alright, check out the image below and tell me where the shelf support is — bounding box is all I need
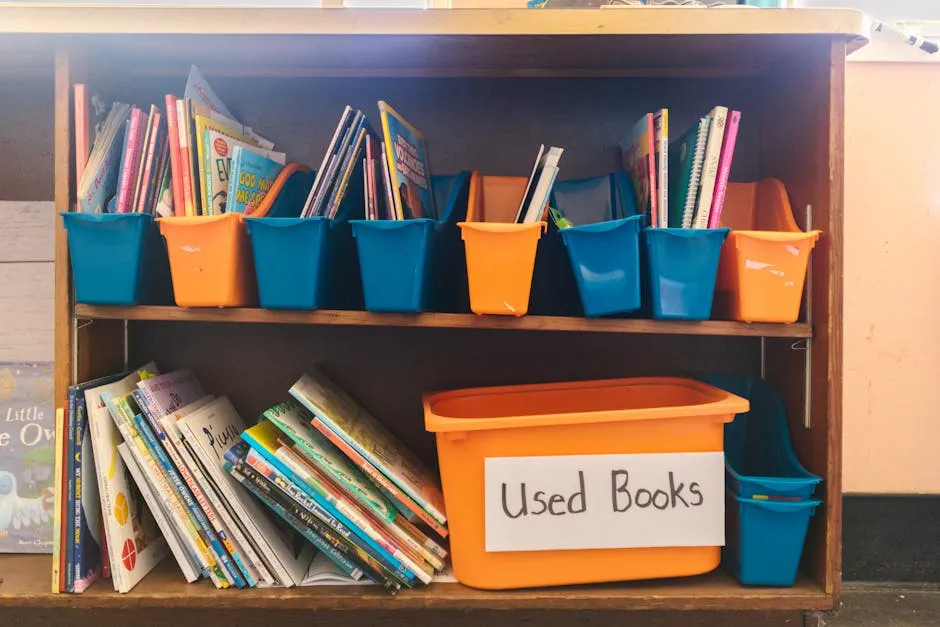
[802,204,814,430]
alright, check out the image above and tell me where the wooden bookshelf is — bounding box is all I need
[0,4,858,623]
[74,305,814,338]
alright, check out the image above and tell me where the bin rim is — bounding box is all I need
[61,211,154,223]
[728,229,821,244]
[730,491,822,513]
[559,213,644,237]
[157,213,245,225]
[457,221,547,234]
[423,376,748,433]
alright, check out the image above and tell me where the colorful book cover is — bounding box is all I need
[164,94,185,216]
[653,108,669,228]
[620,113,657,227]
[176,396,314,587]
[176,99,196,216]
[193,110,257,215]
[289,370,446,528]
[83,366,168,593]
[203,130,285,215]
[0,363,54,554]
[708,109,741,229]
[115,107,146,214]
[226,146,285,215]
[378,101,435,220]
[136,368,206,428]
[668,116,711,229]
[78,103,131,214]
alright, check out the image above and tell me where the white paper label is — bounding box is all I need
[484,452,725,553]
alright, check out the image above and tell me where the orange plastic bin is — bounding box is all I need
[158,213,257,307]
[715,179,820,323]
[458,172,545,316]
[424,377,749,590]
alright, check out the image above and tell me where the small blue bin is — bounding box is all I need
[700,374,822,500]
[245,217,361,310]
[644,227,729,320]
[351,219,435,313]
[61,212,173,305]
[560,214,644,317]
[725,490,821,586]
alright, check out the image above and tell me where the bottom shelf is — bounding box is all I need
[0,555,832,611]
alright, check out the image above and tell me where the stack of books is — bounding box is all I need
[52,364,449,594]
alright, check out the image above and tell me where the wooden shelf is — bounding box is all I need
[73,305,813,338]
[0,555,832,612]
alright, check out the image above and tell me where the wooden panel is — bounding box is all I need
[0,555,830,612]
[74,305,813,338]
[0,262,53,362]
[53,48,72,401]
[0,201,54,262]
[759,41,845,596]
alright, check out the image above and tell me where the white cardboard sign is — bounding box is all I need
[484,452,725,553]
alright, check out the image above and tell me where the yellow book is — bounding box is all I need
[51,407,64,593]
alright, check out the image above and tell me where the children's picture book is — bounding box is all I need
[0,363,55,554]
[84,365,168,593]
[621,113,657,227]
[226,146,286,215]
[203,129,285,215]
[77,102,131,214]
[668,116,711,229]
[378,101,435,220]
[184,64,236,122]
[708,109,741,229]
[289,370,447,533]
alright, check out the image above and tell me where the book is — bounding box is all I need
[308,110,364,218]
[226,146,285,215]
[203,129,286,215]
[52,407,64,591]
[516,145,564,225]
[84,366,168,593]
[74,84,89,191]
[175,396,315,587]
[134,106,164,215]
[288,370,447,533]
[77,102,131,214]
[176,99,196,216]
[693,105,729,229]
[153,155,175,218]
[73,390,106,593]
[621,113,657,227]
[164,94,185,216]
[653,108,669,228]
[117,442,200,584]
[115,107,146,214]
[708,109,741,229]
[378,101,435,220]
[184,64,236,122]
[326,124,368,219]
[668,116,711,229]
[303,105,355,218]
[192,108,262,215]
[0,363,55,555]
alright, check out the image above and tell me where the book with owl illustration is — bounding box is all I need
[84,364,168,593]
[0,362,55,554]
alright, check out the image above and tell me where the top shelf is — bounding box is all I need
[0,5,869,77]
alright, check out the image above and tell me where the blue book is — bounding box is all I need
[133,413,248,588]
[239,429,417,586]
[65,387,77,591]
[225,146,284,214]
[79,104,131,214]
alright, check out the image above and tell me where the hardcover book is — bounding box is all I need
[378,101,435,220]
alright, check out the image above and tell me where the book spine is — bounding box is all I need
[104,395,223,587]
[51,407,64,593]
[74,84,89,196]
[277,448,433,583]
[202,129,214,215]
[309,416,448,538]
[244,449,416,587]
[395,512,448,561]
[177,100,195,216]
[156,421,259,586]
[134,111,160,214]
[646,115,657,230]
[231,457,402,591]
[72,396,85,588]
[115,109,144,213]
[657,110,669,228]
[708,110,741,229]
[228,461,367,583]
[135,415,245,588]
[165,95,185,216]
[84,403,121,591]
[65,388,77,592]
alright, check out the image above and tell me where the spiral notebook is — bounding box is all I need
[668,115,711,229]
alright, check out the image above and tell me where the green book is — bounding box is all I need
[668,115,711,229]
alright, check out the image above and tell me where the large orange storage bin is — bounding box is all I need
[458,172,545,316]
[715,179,820,323]
[158,213,257,307]
[424,377,748,590]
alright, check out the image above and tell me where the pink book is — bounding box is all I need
[136,368,206,423]
[135,110,163,214]
[707,110,741,229]
[115,107,145,213]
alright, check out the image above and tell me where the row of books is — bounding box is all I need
[618,106,740,230]
[52,366,449,594]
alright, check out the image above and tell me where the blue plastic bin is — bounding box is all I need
[61,212,173,305]
[699,374,822,500]
[351,218,435,313]
[725,490,821,586]
[560,215,644,317]
[644,227,729,320]
[245,217,362,310]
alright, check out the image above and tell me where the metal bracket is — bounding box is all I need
[802,204,814,430]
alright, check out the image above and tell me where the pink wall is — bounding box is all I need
[843,61,940,493]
